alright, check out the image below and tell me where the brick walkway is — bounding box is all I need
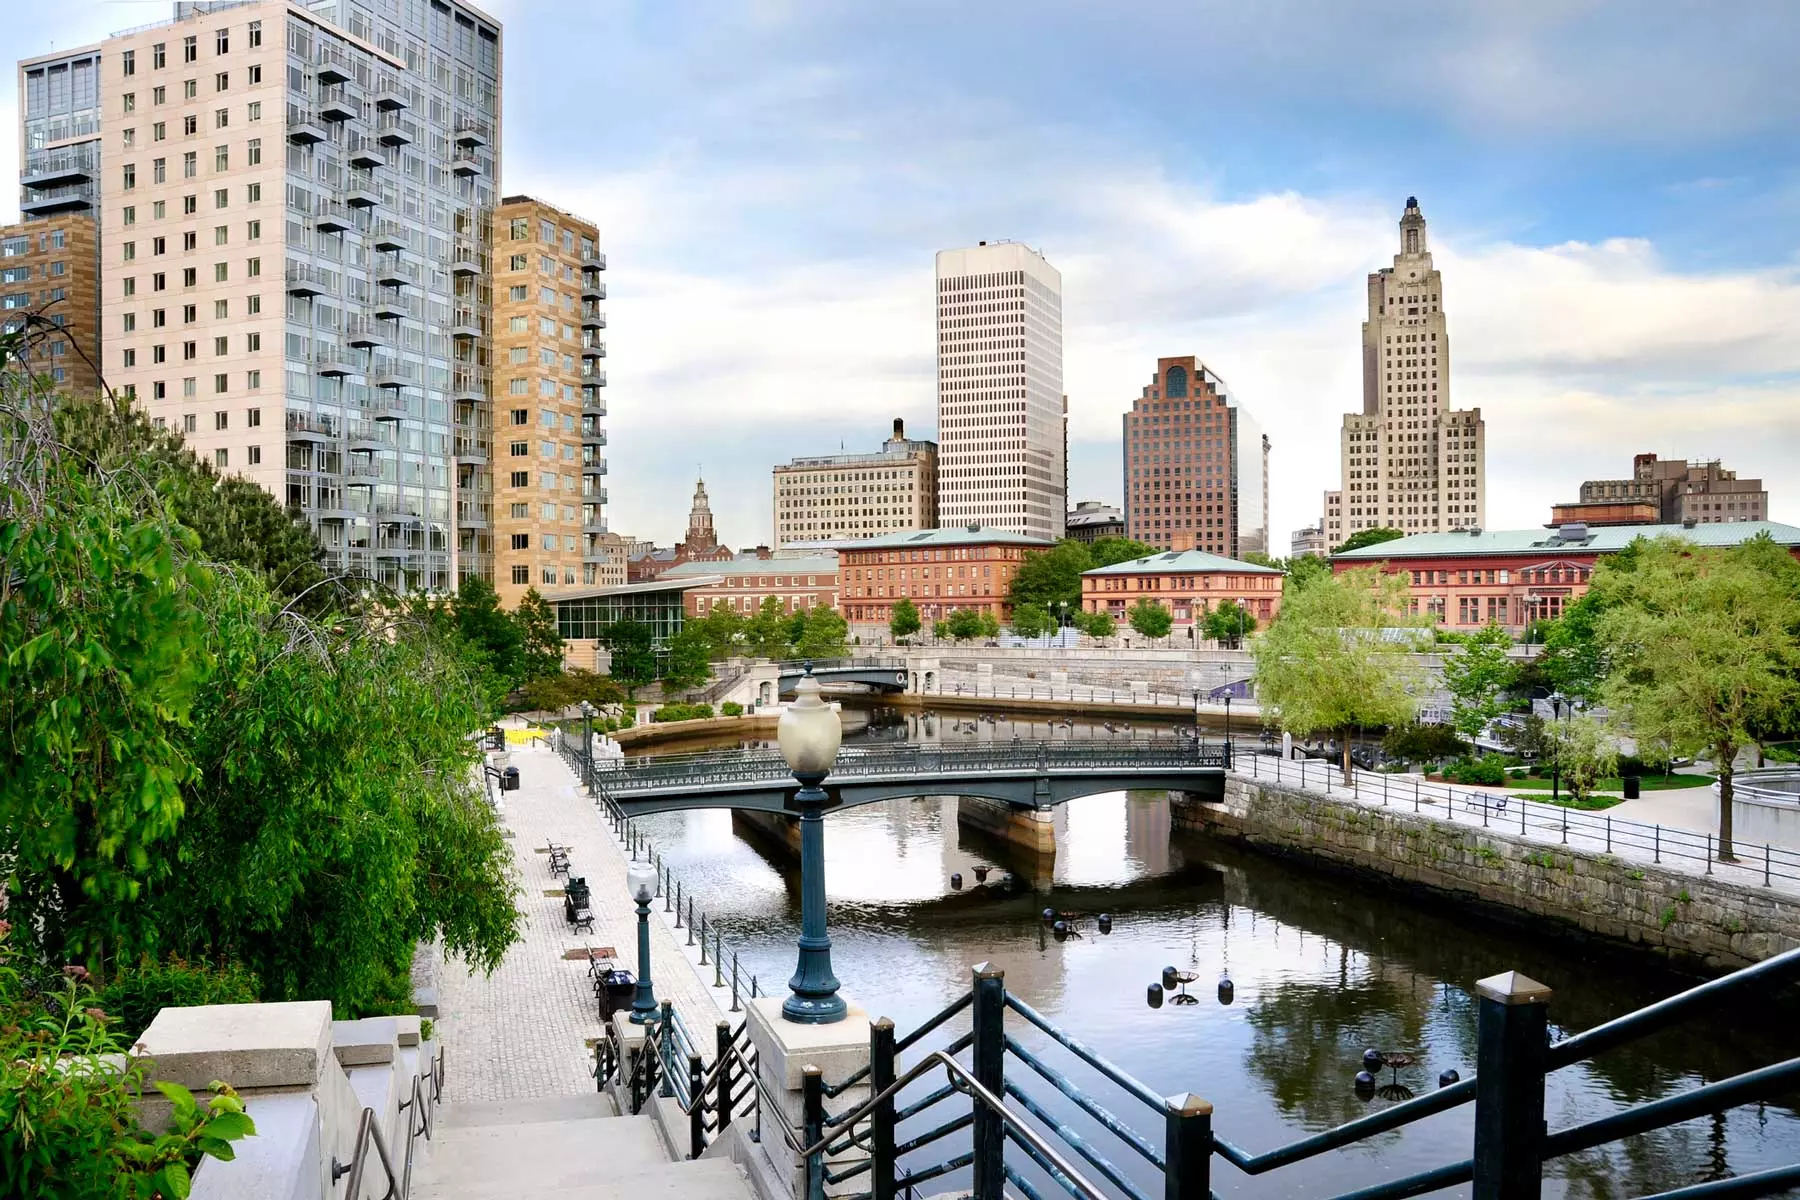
[435,730,730,1103]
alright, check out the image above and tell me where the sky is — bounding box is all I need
[8,0,1800,551]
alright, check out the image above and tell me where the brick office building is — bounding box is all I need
[1081,549,1283,629]
[1122,356,1269,558]
[839,525,1052,633]
[665,554,839,617]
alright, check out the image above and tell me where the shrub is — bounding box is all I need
[97,955,260,1042]
[1382,721,1468,764]
[721,702,744,717]
[652,702,714,723]
[1442,754,1508,786]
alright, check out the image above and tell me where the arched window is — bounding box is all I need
[1165,365,1188,398]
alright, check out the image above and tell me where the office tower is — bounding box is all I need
[1557,453,1768,527]
[490,195,606,604]
[773,417,939,547]
[1122,356,1268,559]
[93,0,501,593]
[935,241,1064,540]
[1329,197,1485,539]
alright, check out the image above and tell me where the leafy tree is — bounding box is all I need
[1077,608,1117,639]
[686,605,747,659]
[932,620,950,640]
[1203,599,1258,648]
[513,587,565,683]
[454,575,525,688]
[1008,539,1093,611]
[1088,537,1160,568]
[889,597,922,642]
[1332,527,1405,555]
[1286,554,1331,591]
[661,627,714,695]
[1127,597,1173,641]
[1548,714,1619,807]
[1254,567,1424,782]
[1242,551,1280,569]
[746,596,793,658]
[601,619,657,698]
[977,610,1001,638]
[1594,538,1800,860]
[795,606,850,659]
[1537,594,1607,701]
[1011,601,1053,639]
[784,606,811,650]
[561,668,626,710]
[943,608,985,641]
[1442,623,1517,738]
[1381,722,1468,765]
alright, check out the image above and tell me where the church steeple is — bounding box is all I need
[685,476,717,551]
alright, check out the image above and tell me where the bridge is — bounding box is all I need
[776,657,908,695]
[588,739,1230,817]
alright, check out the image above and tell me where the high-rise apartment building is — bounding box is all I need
[19,47,104,222]
[2,215,103,394]
[772,418,938,547]
[489,195,606,604]
[1327,197,1485,539]
[935,241,1064,540]
[1122,356,1268,559]
[86,0,501,593]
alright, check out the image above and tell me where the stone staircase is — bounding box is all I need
[412,1093,755,1200]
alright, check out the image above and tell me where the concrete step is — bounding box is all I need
[418,1114,667,1183]
[437,1092,617,1128]
[414,1155,752,1200]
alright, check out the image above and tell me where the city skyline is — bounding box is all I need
[6,1,1798,551]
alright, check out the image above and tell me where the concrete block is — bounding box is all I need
[137,1001,334,1092]
[413,987,440,1019]
[332,1017,398,1067]
[394,1015,422,1048]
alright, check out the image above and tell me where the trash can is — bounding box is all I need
[501,765,520,792]
[1622,776,1641,800]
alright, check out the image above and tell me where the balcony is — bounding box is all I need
[346,421,391,452]
[372,80,409,111]
[452,116,489,147]
[371,361,417,391]
[286,409,336,442]
[286,262,329,296]
[288,106,328,144]
[582,427,608,447]
[451,367,483,399]
[582,456,608,476]
[583,512,609,534]
[346,133,384,169]
[369,218,407,252]
[450,152,482,178]
[582,387,606,414]
[581,274,605,301]
[318,83,361,122]
[343,173,380,208]
[456,500,491,529]
[580,364,605,382]
[19,184,92,217]
[581,338,606,360]
[373,255,419,289]
[314,200,353,234]
[21,148,96,190]
[580,249,607,271]
[450,242,480,276]
[345,315,386,349]
[450,308,482,339]
[580,305,606,330]
[315,43,354,85]
[376,113,418,147]
[345,458,384,484]
[371,294,410,321]
[311,345,358,377]
[454,437,489,464]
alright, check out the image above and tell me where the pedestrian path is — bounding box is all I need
[435,729,731,1103]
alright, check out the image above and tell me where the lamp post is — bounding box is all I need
[778,664,847,1024]
[1223,693,1233,759]
[578,699,596,790]
[1055,600,1069,647]
[1548,692,1570,805]
[627,859,658,1023]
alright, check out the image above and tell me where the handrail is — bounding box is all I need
[332,1106,401,1200]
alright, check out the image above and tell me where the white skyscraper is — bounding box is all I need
[935,241,1064,540]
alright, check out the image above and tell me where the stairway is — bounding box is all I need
[412,1093,755,1200]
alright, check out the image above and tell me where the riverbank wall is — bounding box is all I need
[613,711,779,750]
[1176,774,1800,973]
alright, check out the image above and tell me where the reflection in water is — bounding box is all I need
[631,704,1800,1198]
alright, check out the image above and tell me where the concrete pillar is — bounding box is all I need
[976,662,994,698]
[742,998,872,1200]
[733,809,802,856]
[956,796,1056,858]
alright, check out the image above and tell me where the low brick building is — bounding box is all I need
[1081,550,1282,629]
[664,555,839,617]
[1332,519,1800,630]
[840,525,1053,632]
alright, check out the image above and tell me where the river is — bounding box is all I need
[627,702,1800,1198]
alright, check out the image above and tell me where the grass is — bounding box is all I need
[1503,773,1712,793]
[1519,793,1624,811]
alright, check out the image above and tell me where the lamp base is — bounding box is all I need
[781,991,848,1025]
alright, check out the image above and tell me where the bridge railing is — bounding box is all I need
[782,657,907,673]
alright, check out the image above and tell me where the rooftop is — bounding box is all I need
[662,556,838,577]
[840,526,1056,551]
[547,577,721,604]
[1334,520,1800,561]
[1083,550,1281,576]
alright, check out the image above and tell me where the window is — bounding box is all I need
[152,157,166,183]
[510,503,529,518]
[214,72,228,92]
[184,35,198,63]
[246,137,261,165]
[182,377,196,397]
[214,225,228,246]
[215,107,229,129]
[123,128,136,149]
[246,257,260,277]
[214,448,229,469]
[509,441,528,456]
[124,242,138,262]
[509,218,529,240]
[153,85,165,105]
[183,341,197,361]
[508,379,527,395]
[123,163,137,190]
[153,236,166,255]
[510,534,530,550]
[247,407,261,427]
[182,303,196,323]
[246,369,261,388]
[184,79,197,99]
[153,42,166,68]
[123,348,137,368]
[215,188,228,208]
[509,254,527,270]
[183,231,196,251]
[246,331,260,351]
[183,151,197,178]
[183,267,197,286]
[247,445,261,465]
[215,28,229,54]
[510,408,528,425]
[214,299,228,318]
[247,219,261,240]
[509,346,527,364]
[215,145,229,171]
[122,49,136,76]
[124,92,136,112]
[183,194,197,214]
[246,294,260,314]
[153,121,166,141]
[184,114,197,135]
[245,182,261,203]
[123,313,137,332]
[508,285,527,301]
[247,100,261,121]
[124,205,137,226]
[510,471,529,488]
[247,65,261,84]
[153,200,165,218]
[511,565,529,585]
[183,413,198,433]
[214,263,228,282]
[215,410,229,429]
[248,20,261,47]
[153,307,166,327]
[213,336,228,356]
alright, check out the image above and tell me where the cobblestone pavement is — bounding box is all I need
[436,729,730,1103]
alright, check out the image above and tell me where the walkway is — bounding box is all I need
[434,727,732,1103]
[1234,752,1800,898]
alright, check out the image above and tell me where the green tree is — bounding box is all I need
[1286,555,1331,591]
[1077,608,1117,639]
[1333,527,1406,555]
[784,606,811,650]
[1088,537,1160,568]
[1254,567,1424,782]
[686,606,747,659]
[1594,538,1800,860]
[1011,601,1053,639]
[1548,714,1619,806]
[1442,623,1517,738]
[889,597,922,643]
[943,608,985,641]
[746,596,793,659]
[512,587,565,683]
[1127,597,1173,641]
[454,575,525,689]
[1008,539,1093,611]
[601,619,657,698]
[1382,721,1469,766]
[1537,594,1607,700]
[977,610,1001,638]
[661,626,714,695]
[1203,599,1258,648]
[795,605,850,659]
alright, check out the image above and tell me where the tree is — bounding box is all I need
[1286,555,1331,591]
[1077,608,1117,639]
[1382,722,1469,766]
[1011,601,1053,639]
[1127,597,1173,641]
[889,597,922,643]
[1548,714,1619,807]
[1203,599,1258,648]
[661,627,713,695]
[1442,624,1517,738]
[513,587,565,684]
[1008,539,1093,611]
[1333,527,1405,555]
[746,596,793,659]
[1253,567,1424,783]
[601,619,657,697]
[1537,594,1607,701]
[943,608,985,641]
[977,611,1001,638]
[794,606,850,659]
[783,606,811,651]
[1594,539,1800,860]
[1088,537,1159,569]
[454,575,525,689]
[686,605,747,659]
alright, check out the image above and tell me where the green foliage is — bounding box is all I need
[1285,554,1331,591]
[1087,537,1160,569]
[1127,597,1174,640]
[452,575,526,690]
[1253,567,1424,781]
[1442,623,1518,737]
[932,620,949,640]
[721,701,744,717]
[943,608,987,641]
[0,923,256,1198]
[510,668,626,716]
[794,605,850,659]
[1011,601,1053,639]
[1202,599,1258,647]
[745,596,792,658]
[512,588,566,684]
[686,605,747,659]
[1548,714,1619,807]
[1076,608,1117,638]
[1536,593,1608,700]
[889,597,922,642]
[1382,722,1469,764]
[653,703,715,723]
[660,627,713,695]
[600,619,657,697]
[1332,527,1405,555]
[1008,539,1094,611]
[96,954,260,1042]
[1440,754,1509,786]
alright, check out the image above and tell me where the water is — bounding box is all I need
[631,703,1800,1198]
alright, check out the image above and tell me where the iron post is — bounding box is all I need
[971,962,1007,1200]
[1164,1093,1214,1200]
[631,887,658,1024]
[802,1066,826,1200]
[783,767,847,1024]
[1472,970,1551,1200]
[688,1051,705,1157]
[715,1021,735,1136]
[660,1001,676,1098]
[871,1017,897,1200]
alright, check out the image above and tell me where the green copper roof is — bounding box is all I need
[662,556,839,576]
[843,526,1057,550]
[1082,549,1281,576]
[1334,520,1800,561]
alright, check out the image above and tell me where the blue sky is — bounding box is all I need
[9,0,1799,548]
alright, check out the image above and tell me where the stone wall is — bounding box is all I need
[1174,775,1800,972]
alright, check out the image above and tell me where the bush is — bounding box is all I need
[721,702,744,717]
[97,955,260,1042]
[1441,754,1509,786]
[1382,721,1469,764]
[652,702,714,723]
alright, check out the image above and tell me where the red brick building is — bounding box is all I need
[1081,550,1283,628]
[664,555,839,617]
[1332,520,1800,630]
[840,525,1053,632]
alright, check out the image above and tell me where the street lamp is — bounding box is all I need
[1223,693,1233,759]
[1055,600,1069,647]
[627,859,659,1023]
[1548,692,1572,804]
[777,663,847,1024]
[578,699,596,790]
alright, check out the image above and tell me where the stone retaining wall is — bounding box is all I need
[1174,775,1800,972]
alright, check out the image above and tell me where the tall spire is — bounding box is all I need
[685,476,717,551]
